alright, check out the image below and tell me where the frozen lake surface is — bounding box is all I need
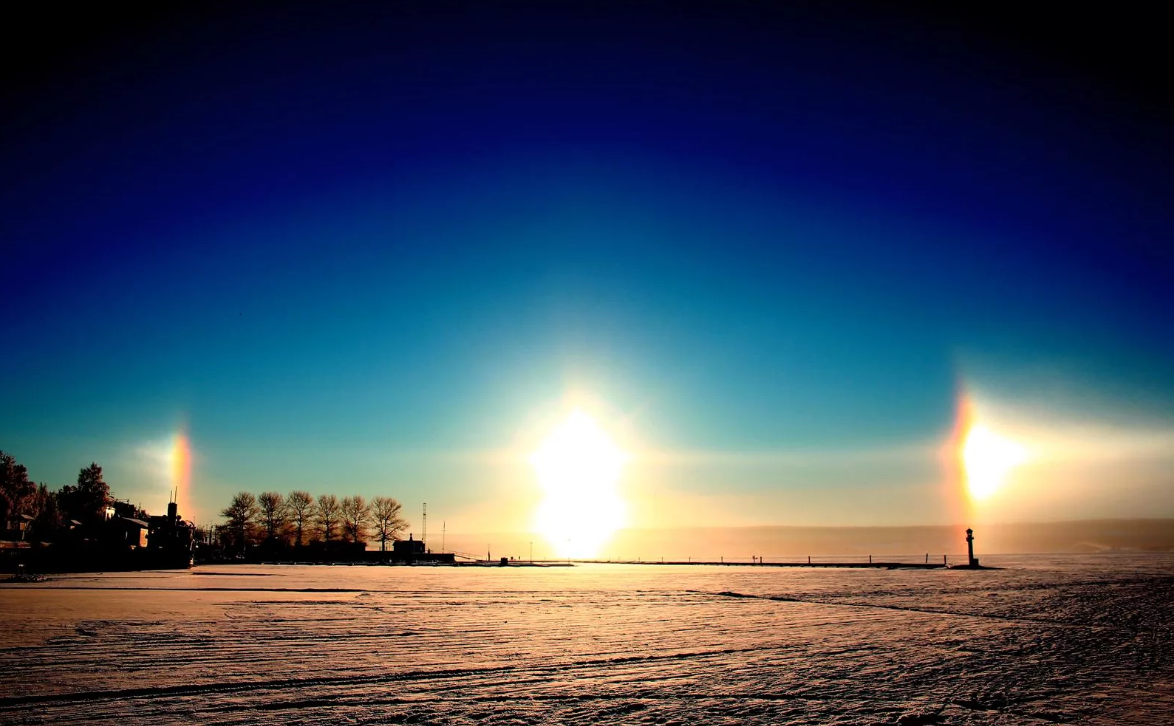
[1,555,1171,724]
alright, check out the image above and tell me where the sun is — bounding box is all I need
[530,410,627,559]
[962,423,1026,500]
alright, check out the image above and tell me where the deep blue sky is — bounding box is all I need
[3,2,1172,527]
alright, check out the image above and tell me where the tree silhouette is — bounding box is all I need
[59,462,111,524]
[371,496,407,552]
[30,483,61,540]
[0,451,35,526]
[286,490,313,546]
[258,491,286,541]
[314,494,341,542]
[340,495,370,544]
[220,492,259,551]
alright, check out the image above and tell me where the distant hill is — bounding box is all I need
[443,520,1174,561]
[602,520,1174,559]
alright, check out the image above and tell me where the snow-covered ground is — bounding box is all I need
[1,554,1171,724]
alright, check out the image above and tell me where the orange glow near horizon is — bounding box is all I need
[171,431,193,521]
[530,409,627,559]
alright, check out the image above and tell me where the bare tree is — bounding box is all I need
[371,496,408,552]
[286,490,313,546]
[340,495,371,544]
[258,491,285,541]
[314,494,341,542]
[220,492,259,551]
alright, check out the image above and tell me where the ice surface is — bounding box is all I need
[1,554,1171,724]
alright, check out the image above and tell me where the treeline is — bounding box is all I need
[219,491,408,552]
[2,450,113,541]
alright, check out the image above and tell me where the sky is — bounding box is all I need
[2,3,1172,548]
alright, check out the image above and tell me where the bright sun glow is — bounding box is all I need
[531,410,627,559]
[963,423,1026,500]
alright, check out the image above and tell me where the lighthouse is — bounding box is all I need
[966,528,978,568]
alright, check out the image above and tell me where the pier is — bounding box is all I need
[553,527,988,570]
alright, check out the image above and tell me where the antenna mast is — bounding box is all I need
[422,502,427,547]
